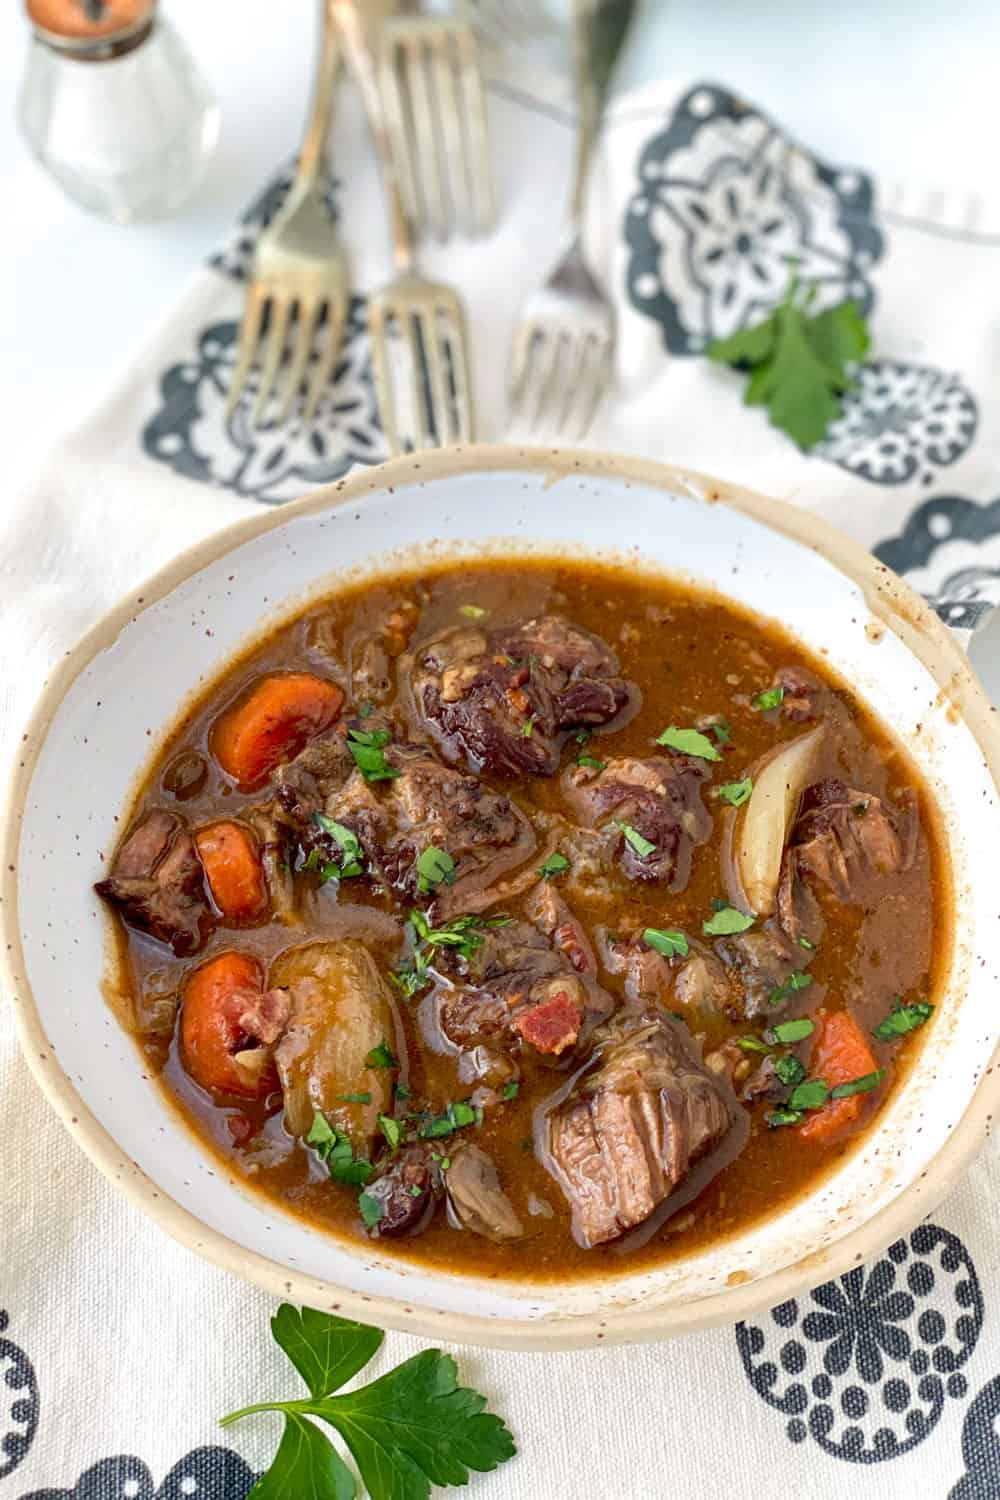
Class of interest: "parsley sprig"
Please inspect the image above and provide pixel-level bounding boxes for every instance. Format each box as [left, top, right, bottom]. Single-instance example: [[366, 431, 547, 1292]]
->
[[220, 1304, 516, 1499], [392, 910, 509, 999], [707, 273, 870, 450]]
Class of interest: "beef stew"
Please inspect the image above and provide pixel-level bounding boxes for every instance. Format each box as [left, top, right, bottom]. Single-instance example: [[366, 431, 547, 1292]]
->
[[96, 558, 946, 1281]]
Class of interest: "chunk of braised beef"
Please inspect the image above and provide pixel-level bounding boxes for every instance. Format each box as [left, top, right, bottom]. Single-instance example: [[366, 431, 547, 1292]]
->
[[95, 809, 209, 956], [273, 733, 354, 829], [777, 778, 913, 943], [445, 1143, 524, 1242], [713, 925, 808, 1021], [542, 1011, 740, 1247], [598, 931, 732, 1022], [406, 614, 634, 777], [772, 665, 827, 723], [364, 1144, 442, 1238], [562, 755, 712, 888], [527, 881, 596, 973]]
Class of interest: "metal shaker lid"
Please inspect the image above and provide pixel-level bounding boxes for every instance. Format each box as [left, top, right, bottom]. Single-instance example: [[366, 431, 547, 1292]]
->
[[25, 0, 156, 54]]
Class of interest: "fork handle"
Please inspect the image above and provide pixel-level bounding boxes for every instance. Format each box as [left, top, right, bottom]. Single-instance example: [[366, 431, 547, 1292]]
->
[[293, 0, 343, 196], [331, 0, 414, 273], [568, 0, 638, 229]]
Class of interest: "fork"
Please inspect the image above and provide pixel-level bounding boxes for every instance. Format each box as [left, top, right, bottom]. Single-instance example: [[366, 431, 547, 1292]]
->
[[333, 0, 473, 452], [377, 2, 495, 240], [507, 0, 637, 439], [226, 1, 350, 425]]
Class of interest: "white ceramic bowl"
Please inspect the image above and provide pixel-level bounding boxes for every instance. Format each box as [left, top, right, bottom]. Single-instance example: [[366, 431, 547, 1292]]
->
[[6, 447, 1000, 1349]]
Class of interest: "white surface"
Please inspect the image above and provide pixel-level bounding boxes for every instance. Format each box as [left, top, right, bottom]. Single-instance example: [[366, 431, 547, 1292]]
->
[[3, 0, 1000, 490]]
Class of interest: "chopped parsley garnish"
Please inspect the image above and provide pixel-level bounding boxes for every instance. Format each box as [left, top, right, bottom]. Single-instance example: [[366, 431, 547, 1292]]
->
[[378, 1114, 402, 1152], [655, 726, 721, 762], [521, 717, 535, 738], [502, 1081, 520, 1100], [408, 1184, 423, 1197], [358, 700, 374, 718], [719, 776, 753, 807], [358, 1192, 384, 1230], [575, 728, 592, 745], [873, 998, 934, 1040], [538, 851, 570, 880], [299, 847, 342, 884], [219, 1304, 516, 1497], [768, 971, 812, 1009], [395, 1083, 411, 1101], [416, 844, 456, 895], [418, 1099, 483, 1139], [797, 935, 815, 951], [577, 754, 607, 770], [735, 1035, 771, 1054], [393, 910, 509, 998], [312, 812, 364, 879], [337, 1091, 372, 1104], [787, 1078, 829, 1111], [830, 1069, 884, 1100], [707, 273, 870, 450], [752, 686, 785, 712], [459, 603, 487, 619], [767, 1109, 804, 1130], [306, 1112, 374, 1186], [365, 1039, 398, 1070], [773, 1054, 807, 1087], [710, 718, 733, 746], [702, 905, 754, 936], [615, 820, 656, 858], [765, 1017, 815, 1045], [642, 927, 690, 959], [347, 725, 400, 783]]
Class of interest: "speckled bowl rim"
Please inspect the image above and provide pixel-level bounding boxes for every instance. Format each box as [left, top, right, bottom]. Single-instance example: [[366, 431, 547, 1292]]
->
[[5, 444, 1000, 1350]]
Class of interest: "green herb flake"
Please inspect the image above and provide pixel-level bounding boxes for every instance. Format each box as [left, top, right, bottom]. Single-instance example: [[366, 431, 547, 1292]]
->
[[711, 718, 733, 746], [502, 1081, 520, 1100], [365, 1040, 398, 1070], [830, 1069, 885, 1100], [358, 1192, 384, 1230], [768, 971, 813, 1009], [642, 927, 690, 959], [576, 754, 607, 770], [719, 776, 753, 807], [378, 1114, 402, 1152], [395, 1083, 412, 1101], [797, 935, 816, 951], [358, 701, 374, 718], [575, 728, 592, 745], [765, 1017, 816, 1045], [702, 905, 754, 936], [873, 999, 934, 1041], [521, 716, 535, 738], [347, 726, 400, 783], [416, 844, 457, 895], [430, 1151, 451, 1169], [337, 1091, 372, 1105], [654, 725, 721, 762], [306, 1112, 374, 1186], [767, 1108, 804, 1130], [752, 686, 785, 712], [615, 820, 657, 858], [312, 813, 365, 881], [707, 273, 870, 450], [735, 1035, 771, 1054], [787, 1078, 830, 1112], [449, 1099, 477, 1128], [538, 852, 570, 880], [459, 603, 487, 619], [774, 1054, 807, 1088]]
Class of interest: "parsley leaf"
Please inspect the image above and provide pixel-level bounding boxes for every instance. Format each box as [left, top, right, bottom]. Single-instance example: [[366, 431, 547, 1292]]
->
[[787, 1078, 829, 1111], [768, 972, 812, 1009], [222, 1307, 515, 1499], [379, 1115, 402, 1152], [459, 604, 487, 619], [521, 717, 535, 738], [766, 1108, 804, 1130], [773, 1054, 807, 1088], [765, 1017, 815, 1045], [392, 911, 509, 998], [719, 776, 753, 807], [358, 1192, 385, 1231], [538, 852, 570, 880], [502, 1081, 520, 1100], [347, 727, 400, 784], [752, 686, 784, 712], [707, 275, 870, 450], [365, 1040, 398, 1070], [416, 845, 456, 895], [337, 1091, 372, 1105], [312, 814, 365, 880], [307, 1113, 374, 1186], [710, 718, 733, 746], [702, 906, 754, 936], [735, 1035, 771, 1054], [655, 726, 721, 762], [873, 999, 934, 1040], [830, 1069, 884, 1100], [615, 820, 656, 858], [576, 754, 607, 770], [642, 927, 689, 959]]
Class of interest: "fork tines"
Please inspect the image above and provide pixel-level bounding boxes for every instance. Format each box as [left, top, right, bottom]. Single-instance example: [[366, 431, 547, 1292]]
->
[[368, 280, 473, 453], [378, 14, 494, 241]]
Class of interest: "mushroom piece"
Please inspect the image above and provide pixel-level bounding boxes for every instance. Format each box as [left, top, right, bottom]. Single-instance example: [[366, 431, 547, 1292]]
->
[[445, 1144, 524, 1242]]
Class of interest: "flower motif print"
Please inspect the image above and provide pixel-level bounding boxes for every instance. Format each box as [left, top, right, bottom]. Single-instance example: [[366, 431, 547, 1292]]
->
[[875, 493, 1000, 632], [949, 1376, 1000, 1500], [0, 1307, 39, 1479], [816, 360, 978, 486], [142, 300, 386, 504], [625, 83, 883, 354], [736, 1223, 984, 1463], [21, 1444, 257, 1500]]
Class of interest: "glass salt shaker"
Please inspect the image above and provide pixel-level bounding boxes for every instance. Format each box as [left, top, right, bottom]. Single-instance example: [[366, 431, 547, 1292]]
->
[[17, 0, 220, 222]]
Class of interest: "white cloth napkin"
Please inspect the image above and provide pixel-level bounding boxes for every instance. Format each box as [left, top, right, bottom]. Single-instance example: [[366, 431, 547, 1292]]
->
[[5, 59, 1000, 1500]]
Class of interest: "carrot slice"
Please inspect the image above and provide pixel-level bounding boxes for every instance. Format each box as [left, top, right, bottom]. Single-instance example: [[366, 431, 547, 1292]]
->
[[211, 672, 344, 787], [180, 951, 275, 1098], [799, 1009, 880, 1145], [195, 820, 266, 920]]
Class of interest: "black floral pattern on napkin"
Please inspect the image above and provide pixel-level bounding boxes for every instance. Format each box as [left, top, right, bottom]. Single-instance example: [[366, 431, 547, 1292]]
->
[[0, 1309, 38, 1481], [816, 361, 979, 487], [874, 493, 1000, 631], [949, 1377, 1000, 1499], [736, 1223, 984, 1463], [624, 82, 884, 356], [20, 1446, 257, 1500]]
